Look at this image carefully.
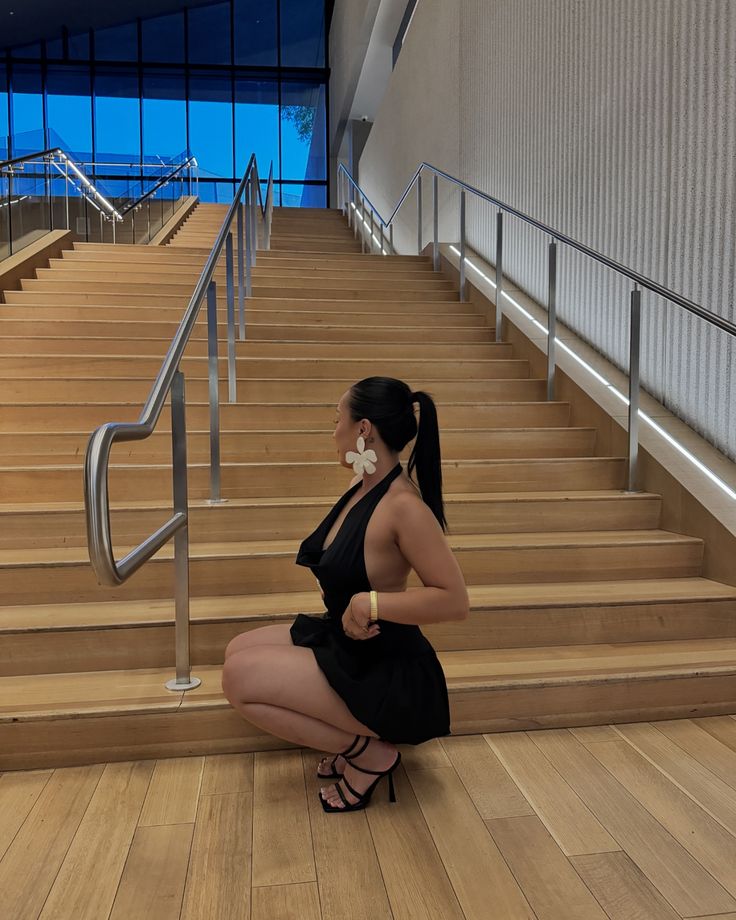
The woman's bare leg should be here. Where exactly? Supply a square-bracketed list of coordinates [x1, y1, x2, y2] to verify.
[224, 623, 294, 660]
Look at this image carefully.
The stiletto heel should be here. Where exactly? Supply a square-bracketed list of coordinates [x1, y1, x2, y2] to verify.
[319, 747, 401, 813]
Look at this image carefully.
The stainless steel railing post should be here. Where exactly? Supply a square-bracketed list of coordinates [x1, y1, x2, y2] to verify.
[360, 198, 367, 253]
[628, 287, 642, 492]
[165, 369, 200, 692]
[237, 200, 245, 340]
[245, 180, 253, 298]
[250, 176, 257, 268]
[495, 210, 504, 342]
[417, 173, 423, 255]
[207, 281, 223, 503]
[459, 189, 466, 303]
[226, 231, 237, 402]
[369, 209, 375, 254]
[547, 239, 557, 400]
[64, 158, 70, 230]
[389, 223, 394, 254]
[432, 172, 439, 271]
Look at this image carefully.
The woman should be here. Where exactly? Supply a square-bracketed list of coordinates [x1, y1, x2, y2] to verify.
[221, 376, 469, 813]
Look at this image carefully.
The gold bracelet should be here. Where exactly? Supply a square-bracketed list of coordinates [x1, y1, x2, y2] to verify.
[369, 590, 379, 622]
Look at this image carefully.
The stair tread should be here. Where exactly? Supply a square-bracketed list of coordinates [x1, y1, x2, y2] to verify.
[0, 490, 659, 514]
[4, 635, 736, 721]
[0, 530, 702, 567]
[1, 578, 733, 632]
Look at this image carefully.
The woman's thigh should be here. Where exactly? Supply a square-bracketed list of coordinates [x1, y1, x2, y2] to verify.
[224, 623, 295, 660]
[221, 644, 377, 737]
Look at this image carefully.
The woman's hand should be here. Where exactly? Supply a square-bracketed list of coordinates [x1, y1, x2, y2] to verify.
[342, 593, 380, 641]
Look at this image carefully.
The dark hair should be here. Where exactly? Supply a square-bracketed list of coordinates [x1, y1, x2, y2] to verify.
[348, 376, 446, 531]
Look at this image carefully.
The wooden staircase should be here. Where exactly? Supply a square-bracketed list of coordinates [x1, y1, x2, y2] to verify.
[1, 202, 735, 769]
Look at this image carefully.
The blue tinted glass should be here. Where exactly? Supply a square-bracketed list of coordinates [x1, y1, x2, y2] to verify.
[143, 71, 186, 160]
[10, 43, 42, 59]
[188, 73, 233, 178]
[235, 79, 278, 178]
[280, 183, 326, 208]
[45, 38, 64, 60]
[0, 66, 8, 159]
[141, 12, 185, 63]
[280, 81, 326, 182]
[234, 0, 277, 66]
[95, 23, 138, 62]
[10, 66, 44, 151]
[280, 0, 325, 67]
[188, 4, 231, 66]
[94, 70, 141, 161]
[198, 180, 235, 203]
[46, 67, 92, 159]
[68, 32, 91, 61]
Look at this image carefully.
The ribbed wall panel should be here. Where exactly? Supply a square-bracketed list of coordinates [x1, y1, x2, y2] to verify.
[455, 0, 735, 457]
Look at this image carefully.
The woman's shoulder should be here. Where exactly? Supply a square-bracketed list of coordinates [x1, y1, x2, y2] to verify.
[386, 473, 423, 508]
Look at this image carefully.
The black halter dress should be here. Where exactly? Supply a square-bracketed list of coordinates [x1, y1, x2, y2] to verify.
[290, 462, 451, 745]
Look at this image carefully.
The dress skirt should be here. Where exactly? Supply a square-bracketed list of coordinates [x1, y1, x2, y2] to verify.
[290, 612, 451, 746]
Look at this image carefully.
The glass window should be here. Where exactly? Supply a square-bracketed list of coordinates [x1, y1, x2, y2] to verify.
[10, 66, 44, 154]
[94, 22, 138, 62]
[235, 78, 278, 178]
[143, 71, 186, 161]
[188, 72, 233, 178]
[141, 12, 185, 63]
[68, 31, 91, 61]
[280, 81, 326, 183]
[94, 69, 141, 162]
[45, 38, 64, 60]
[187, 4, 231, 66]
[0, 66, 8, 160]
[234, 0, 277, 66]
[280, 182, 326, 208]
[280, 0, 325, 67]
[46, 67, 92, 159]
[10, 43, 42, 59]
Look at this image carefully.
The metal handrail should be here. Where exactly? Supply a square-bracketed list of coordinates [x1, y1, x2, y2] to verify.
[2, 147, 122, 219]
[116, 155, 197, 217]
[84, 153, 272, 691]
[338, 162, 736, 338]
[338, 161, 736, 493]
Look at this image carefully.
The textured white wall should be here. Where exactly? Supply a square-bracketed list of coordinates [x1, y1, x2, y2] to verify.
[357, 0, 461, 254]
[360, 0, 736, 458]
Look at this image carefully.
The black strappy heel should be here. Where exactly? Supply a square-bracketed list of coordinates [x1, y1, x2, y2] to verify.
[319, 745, 402, 813]
[316, 733, 368, 780]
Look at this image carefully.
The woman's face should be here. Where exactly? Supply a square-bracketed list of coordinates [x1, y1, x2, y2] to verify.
[333, 391, 362, 469]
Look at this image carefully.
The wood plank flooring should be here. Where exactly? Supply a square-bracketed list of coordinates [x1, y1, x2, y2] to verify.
[3, 716, 736, 919]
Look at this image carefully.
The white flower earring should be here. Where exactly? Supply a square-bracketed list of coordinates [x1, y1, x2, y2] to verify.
[346, 435, 377, 476]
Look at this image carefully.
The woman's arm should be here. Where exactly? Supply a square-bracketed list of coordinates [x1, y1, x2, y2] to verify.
[351, 491, 469, 628]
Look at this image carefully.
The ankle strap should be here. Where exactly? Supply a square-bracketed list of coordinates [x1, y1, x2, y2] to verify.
[344, 735, 370, 761]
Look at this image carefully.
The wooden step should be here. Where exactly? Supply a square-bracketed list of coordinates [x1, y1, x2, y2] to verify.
[0, 427, 598, 465]
[39, 265, 455, 291]
[3, 377, 547, 406]
[3, 576, 734, 677]
[0, 334, 505, 361]
[63, 248, 432, 272]
[0, 316, 493, 344]
[0, 491, 661, 549]
[1, 454, 625, 503]
[0, 399, 572, 434]
[0, 530, 702, 605]
[21, 278, 458, 302]
[0, 354, 529, 380]
[3, 636, 735, 769]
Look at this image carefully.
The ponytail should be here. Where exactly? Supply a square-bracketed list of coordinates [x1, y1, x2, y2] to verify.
[347, 377, 447, 532]
[408, 391, 447, 532]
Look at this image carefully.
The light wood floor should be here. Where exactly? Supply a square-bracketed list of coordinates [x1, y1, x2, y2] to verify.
[2, 717, 736, 920]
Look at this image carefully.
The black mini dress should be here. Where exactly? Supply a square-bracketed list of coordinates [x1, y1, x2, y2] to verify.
[290, 462, 451, 745]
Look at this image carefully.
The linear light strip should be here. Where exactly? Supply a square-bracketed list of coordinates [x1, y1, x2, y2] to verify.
[449, 246, 736, 502]
[350, 202, 386, 253]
